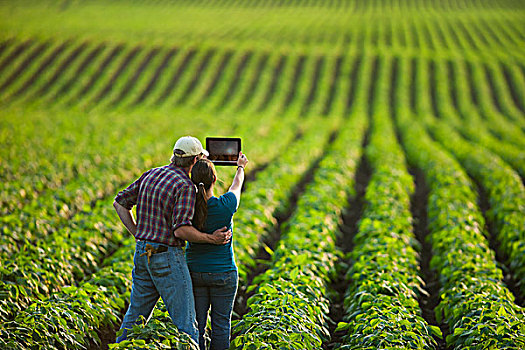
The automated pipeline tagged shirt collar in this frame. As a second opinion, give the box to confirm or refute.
[169,163,191,178]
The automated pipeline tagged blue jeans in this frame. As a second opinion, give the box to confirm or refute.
[190,270,238,350]
[116,241,198,344]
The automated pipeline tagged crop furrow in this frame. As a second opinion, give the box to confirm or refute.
[467,59,525,147]
[336,55,439,349]
[500,62,525,114]
[324,128,371,350]
[234,128,337,321]
[154,48,197,104]
[301,56,324,116]
[236,53,269,110]
[344,55,362,116]
[0,39,33,77]
[111,47,160,106]
[71,44,124,104]
[476,178,524,306]
[173,49,216,105]
[433,58,525,180]
[0,41,49,93]
[53,43,106,100]
[367,56,379,115]
[198,50,233,103]
[428,60,440,118]
[216,51,253,110]
[0,38,14,60]
[10,41,69,99]
[133,47,178,105]
[398,78,525,350]
[281,55,306,111]
[322,55,343,115]
[233,113,365,349]
[483,62,525,129]
[463,60,480,107]
[93,46,142,103]
[455,18,480,51]
[256,54,287,112]
[427,118,525,301]
[482,63,505,115]
[33,42,89,100]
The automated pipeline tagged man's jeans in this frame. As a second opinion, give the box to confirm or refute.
[190,270,238,350]
[116,241,199,344]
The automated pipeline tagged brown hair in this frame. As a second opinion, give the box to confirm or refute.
[170,152,198,168]
[190,159,217,231]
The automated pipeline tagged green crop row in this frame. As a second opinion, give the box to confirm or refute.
[0,100,298,323]
[115,55,359,346]
[0,110,308,350]
[118,113,340,346]
[399,117,524,349]
[395,56,524,349]
[232,111,367,349]
[411,54,525,298]
[336,56,438,349]
[235,114,340,281]
[430,58,525,181]
[0,105,213,321]
[427,118,525,298]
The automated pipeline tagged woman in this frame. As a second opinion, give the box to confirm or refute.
[186,152,248,350]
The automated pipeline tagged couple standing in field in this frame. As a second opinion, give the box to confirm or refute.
[112,135,248,350]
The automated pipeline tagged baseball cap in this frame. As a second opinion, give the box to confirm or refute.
[173,136,209,157]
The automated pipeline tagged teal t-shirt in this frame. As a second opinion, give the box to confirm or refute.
[185,191,238,272]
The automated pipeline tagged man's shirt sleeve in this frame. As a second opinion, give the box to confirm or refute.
[114,170,151,210]
[173,183,196,231]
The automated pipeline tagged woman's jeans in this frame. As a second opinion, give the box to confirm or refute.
[116,241,198,344]
[190,270,238,350]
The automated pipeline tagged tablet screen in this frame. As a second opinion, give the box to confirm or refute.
[206,137,241,166]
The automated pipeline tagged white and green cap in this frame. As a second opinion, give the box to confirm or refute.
[173,136,209,157]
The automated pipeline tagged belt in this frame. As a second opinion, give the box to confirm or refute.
[136,238,184,247]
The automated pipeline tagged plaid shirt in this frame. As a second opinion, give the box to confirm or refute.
[115,164,196,246]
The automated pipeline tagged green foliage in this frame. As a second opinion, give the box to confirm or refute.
[109,309,199,350]
[233,113,367,349]
[397,65,525,349]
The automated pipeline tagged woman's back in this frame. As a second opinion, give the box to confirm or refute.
[186,192,237,273]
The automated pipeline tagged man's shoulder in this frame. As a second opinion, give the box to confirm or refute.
[158,164,194,187]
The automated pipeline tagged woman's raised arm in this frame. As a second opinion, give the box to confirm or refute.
[229,152,248,205]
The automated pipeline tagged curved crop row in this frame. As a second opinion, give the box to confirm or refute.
[396,55,524,348]
[413,55,524,293]
[0,106,295,323]
[232,112,367,349]
[0,107,307,349]
[397,115,524,349]
[337,56,438,349]
[431,58,525,180]
[427,119,525,298]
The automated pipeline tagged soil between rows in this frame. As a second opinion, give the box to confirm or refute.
[232,130,339,325]
[323,130,371,350]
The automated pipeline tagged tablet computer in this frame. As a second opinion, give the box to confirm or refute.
[206,137,241,166]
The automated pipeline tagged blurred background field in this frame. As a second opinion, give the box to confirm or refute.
[0,0,524,349]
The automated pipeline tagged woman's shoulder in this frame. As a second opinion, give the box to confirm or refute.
[212,192,237,214]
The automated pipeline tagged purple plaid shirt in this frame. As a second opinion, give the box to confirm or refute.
[115,164,196,246]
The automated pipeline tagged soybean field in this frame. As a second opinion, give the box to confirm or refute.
[0,0,524,349]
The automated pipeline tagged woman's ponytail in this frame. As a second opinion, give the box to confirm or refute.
[190,159,217,231]
[193,182,208,231]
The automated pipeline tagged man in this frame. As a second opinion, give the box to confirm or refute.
[113,136,232,344]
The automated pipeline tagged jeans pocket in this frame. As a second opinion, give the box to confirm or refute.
[149,252,171,277]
